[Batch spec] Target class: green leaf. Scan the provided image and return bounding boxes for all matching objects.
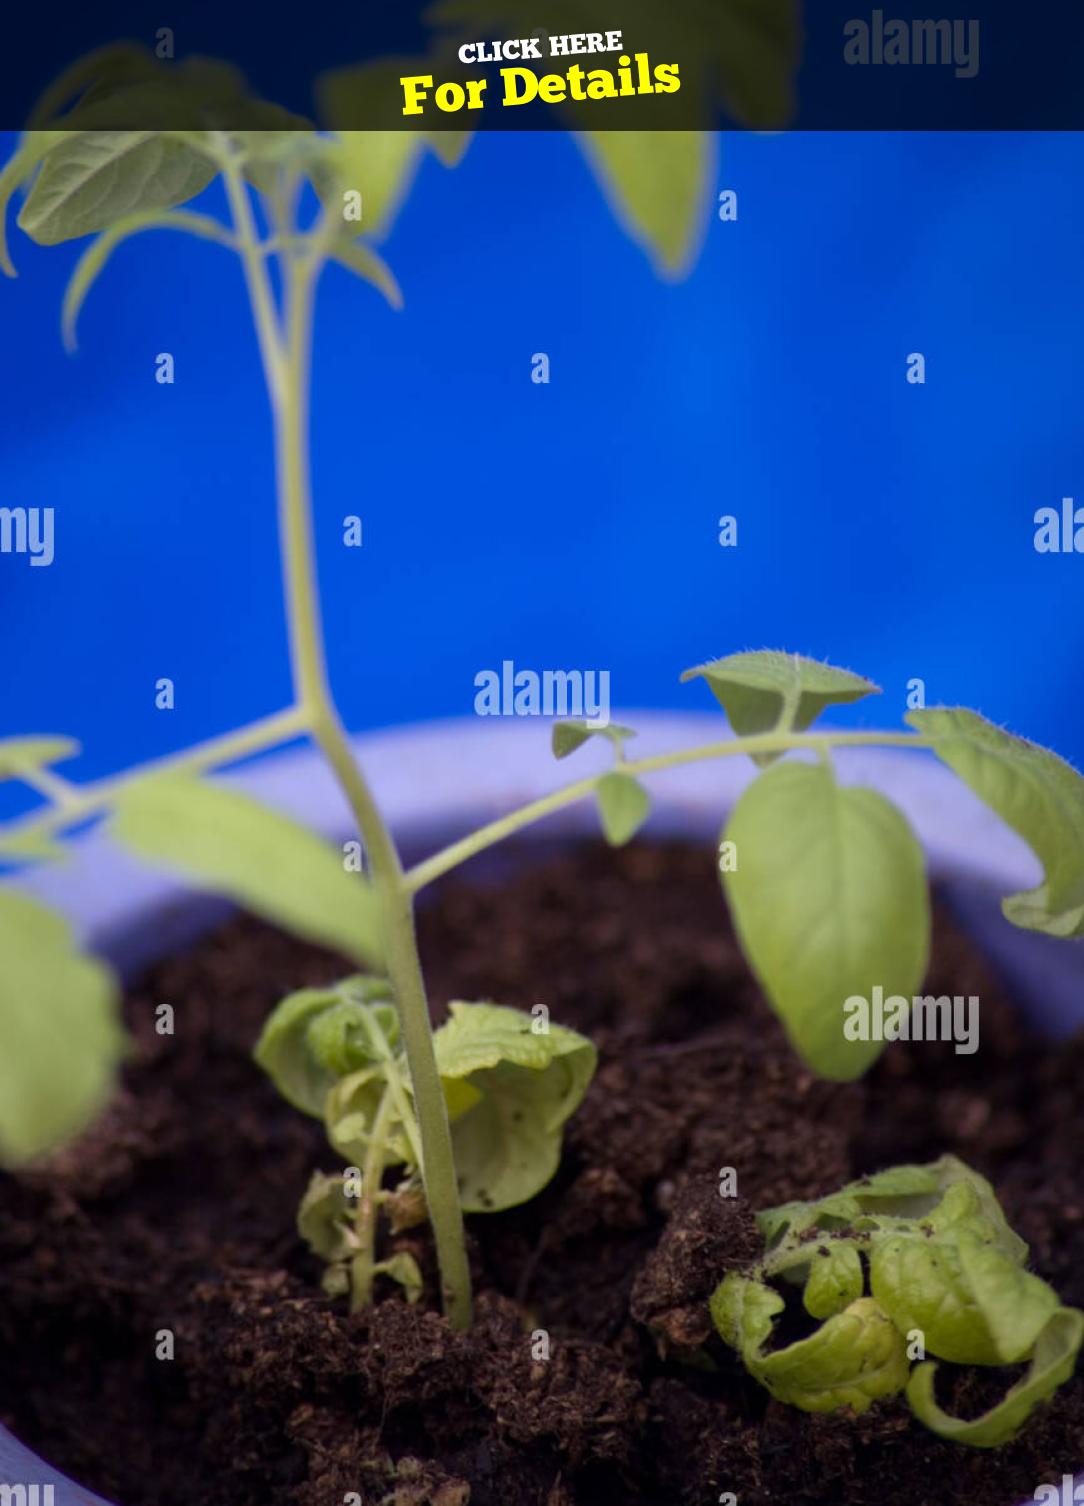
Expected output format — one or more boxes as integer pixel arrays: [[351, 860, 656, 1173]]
[[756, 1297, 910, 1413], [710, 1271, 784, 1354], [551, 720, 635, 760], [372, 1251, 424, 1303], [722, 759, 929, 1080], [327, 130, 425, 241], [18, 132, 217, 246], [0, 832, 68, 864], [111, 774, 384, 968], [328, 240, 403, 311], [297, 1170, 355, 1263], [433, 1001, 597, 1212], [804, 1245, 865, 1320], [907, 706, 1084, 938], [711, 1274, 909, 1414], [759, 1158, 1027, 1260], [682, 650, 879, 766], [325, 1066, 401, 1165], [61, 208, 234, 350], [595, 771, 651, 846], [428, 131, 472, 168], [870, 1229, 1059, 1366], [907, 1307, 1084, 1447], [575, 132, 714, 279], [254, 978, 394, 1117], [0, 890, 125, 1165], [0, 132, 67, 274], [0, 735, 80, 781], [23, 43, 162, 132]]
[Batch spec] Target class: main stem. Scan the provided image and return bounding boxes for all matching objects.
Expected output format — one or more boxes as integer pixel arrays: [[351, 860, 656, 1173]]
[[225, 159, 472, 1328]]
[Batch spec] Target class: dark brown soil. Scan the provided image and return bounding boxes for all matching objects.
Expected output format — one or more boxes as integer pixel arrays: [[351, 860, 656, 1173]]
[[1, 840, 1082, 1506]]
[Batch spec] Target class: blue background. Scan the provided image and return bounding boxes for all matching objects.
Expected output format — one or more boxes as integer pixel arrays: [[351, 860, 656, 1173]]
[[2, 130, 1082, 819]]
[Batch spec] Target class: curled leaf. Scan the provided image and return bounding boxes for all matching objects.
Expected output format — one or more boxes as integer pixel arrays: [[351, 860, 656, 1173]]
[[711, 1273, 909, 1414], [434, 1002, 596, 1212], [298, 1170, 356, 1263], [870, 1229, 1059, 1366], [372, 1251, 424, 1304], [804, 1245, 865, 1320], [908, 706, 1084, 938], [907, 1307, 1084, 1447], [254, 977, 394, 1117]]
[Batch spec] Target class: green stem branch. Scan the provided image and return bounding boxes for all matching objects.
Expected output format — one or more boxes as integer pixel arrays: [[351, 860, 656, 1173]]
[[405, 729, 933, 894], [0, 706, 307, 850]]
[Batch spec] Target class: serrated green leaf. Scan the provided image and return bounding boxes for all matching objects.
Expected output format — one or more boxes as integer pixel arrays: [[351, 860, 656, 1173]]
[[908, 706, 1084, 938], [551, 720, 635, 760], [0, 735, 80, 780], [595, 771, 651, 846], [722, 760, 929, 1080], [575, 131, 714, 278], [682, 651, 879, 766], [297, 1170, 355, 1263], [329, 240, 403, 310], [870, 1229, 1059, 1366], [907, 1307, 1084, 1447], [433, 1001, 596, 1212], [254, 978, 394, 1117], [0, 890, 125, 1165], [18, 132, 217, 246], [62, 208, 234, 350], [111, 774, 384, 968]]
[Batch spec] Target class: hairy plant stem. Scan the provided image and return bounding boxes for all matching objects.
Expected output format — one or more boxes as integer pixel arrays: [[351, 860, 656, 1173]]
[[350, 1089, 396, 1313], [227, 158, 473, 1329], [359, 1005, 425, 1170]]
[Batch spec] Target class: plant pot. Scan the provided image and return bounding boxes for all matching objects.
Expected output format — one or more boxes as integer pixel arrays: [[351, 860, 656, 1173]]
[[3, 712, 1082, 1506]]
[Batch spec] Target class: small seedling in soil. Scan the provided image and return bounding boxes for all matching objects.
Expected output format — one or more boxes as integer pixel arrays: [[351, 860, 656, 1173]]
[[254, 977, 594, 1310], [2, 50, 1084, 1390], [711, 1155, 1084, 1446]]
